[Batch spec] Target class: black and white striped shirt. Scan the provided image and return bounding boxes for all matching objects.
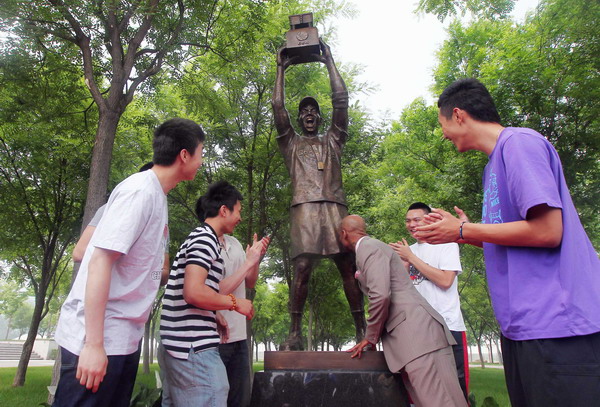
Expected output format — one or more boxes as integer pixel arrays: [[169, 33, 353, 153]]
[[160, 223, 224, 359]]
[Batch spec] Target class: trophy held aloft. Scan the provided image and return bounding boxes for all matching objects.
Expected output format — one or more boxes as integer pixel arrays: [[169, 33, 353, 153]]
[[285, 13, 321, 64]]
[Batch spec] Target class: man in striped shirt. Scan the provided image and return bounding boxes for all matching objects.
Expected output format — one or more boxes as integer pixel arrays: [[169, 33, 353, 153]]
[[159, 181, 268, 405]]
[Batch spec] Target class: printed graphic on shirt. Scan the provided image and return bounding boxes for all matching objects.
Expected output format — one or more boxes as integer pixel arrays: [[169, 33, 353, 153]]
[[483, 172, 503, 224], [409, 264, 428, 285]]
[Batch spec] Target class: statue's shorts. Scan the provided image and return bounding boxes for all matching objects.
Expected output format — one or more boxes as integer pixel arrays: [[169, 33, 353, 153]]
[[289, 201, 348, 259]]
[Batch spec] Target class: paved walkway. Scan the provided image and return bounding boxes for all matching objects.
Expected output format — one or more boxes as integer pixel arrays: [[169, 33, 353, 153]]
[[0, 360, 56, 368], [469, 364, 504, 369], [0, 360, 503, 369]]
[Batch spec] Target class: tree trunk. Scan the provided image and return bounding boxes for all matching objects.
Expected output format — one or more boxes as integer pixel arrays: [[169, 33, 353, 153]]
[[468, 343, 472, 363], [476, 340, 485, 369], [80, 110, 121, 234], [5, 316, 12, 340], [150, 317, 156, 364], [488, 339, 494, 363], [13, 290, 46, 386], [495, 338, 503, 364], [47, 349, 62, 405], [245, 287, 255, 385], [307, 303, 313, 351], [143, 318, 151, 374]]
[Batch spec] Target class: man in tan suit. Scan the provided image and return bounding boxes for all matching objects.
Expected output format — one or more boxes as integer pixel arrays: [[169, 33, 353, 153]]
[[341, 215, 466, 407]]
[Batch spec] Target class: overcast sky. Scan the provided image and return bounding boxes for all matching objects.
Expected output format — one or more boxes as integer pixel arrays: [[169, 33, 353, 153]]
[[329, 0, 540, 120]]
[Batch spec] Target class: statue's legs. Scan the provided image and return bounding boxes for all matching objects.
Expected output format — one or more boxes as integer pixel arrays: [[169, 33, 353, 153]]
[[332, 253, 366, 342], [280, 255, 316, 351]]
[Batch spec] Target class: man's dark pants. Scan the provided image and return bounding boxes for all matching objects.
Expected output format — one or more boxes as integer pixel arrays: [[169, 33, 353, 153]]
[[219, 339, 251, 407], [501, 331, 600, 407], [451, 330, 469, 401], [53, 346, 141, 407]]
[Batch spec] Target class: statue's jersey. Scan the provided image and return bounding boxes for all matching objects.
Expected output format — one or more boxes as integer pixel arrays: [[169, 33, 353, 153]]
[[277, 125, 347, 207]]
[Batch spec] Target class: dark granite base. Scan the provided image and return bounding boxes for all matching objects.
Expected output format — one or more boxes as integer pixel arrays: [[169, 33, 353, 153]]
[[250, 352, 410, 407]]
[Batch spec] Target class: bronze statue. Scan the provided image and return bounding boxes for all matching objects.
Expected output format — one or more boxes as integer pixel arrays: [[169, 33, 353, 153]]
[[272, 39, 366, 350]]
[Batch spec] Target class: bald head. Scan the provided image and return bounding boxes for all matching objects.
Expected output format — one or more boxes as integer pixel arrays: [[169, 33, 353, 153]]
[[341, 215, 366, 234], [339, 215, 367, 251]]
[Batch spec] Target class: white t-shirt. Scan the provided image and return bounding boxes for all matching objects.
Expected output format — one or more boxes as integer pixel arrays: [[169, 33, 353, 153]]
[[409, 242, 466, 331], [89, 203, 170, 253], [220, 235, 247, 343], [55, 170, 168, 355]]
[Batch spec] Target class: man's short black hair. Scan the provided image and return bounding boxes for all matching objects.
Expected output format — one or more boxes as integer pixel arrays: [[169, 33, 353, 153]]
[[407, 202, 431, 214], [139, 162, 154, 172], [438, 78, 501, 124], [195, 181, 243, 222], [153, 118, 205, 166]]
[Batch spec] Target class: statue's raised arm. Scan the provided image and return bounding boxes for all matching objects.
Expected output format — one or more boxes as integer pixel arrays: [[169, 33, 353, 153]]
[[314, 39, 349, 137], [272, 47, 296, 138]]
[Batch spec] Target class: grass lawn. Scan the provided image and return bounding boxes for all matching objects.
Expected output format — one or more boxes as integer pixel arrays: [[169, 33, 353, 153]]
[[0, 363, 509, 406], [469, 367, 510, 407]]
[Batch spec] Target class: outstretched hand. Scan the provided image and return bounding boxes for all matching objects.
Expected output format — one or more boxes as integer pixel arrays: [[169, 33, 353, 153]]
[[414, 207, 467, 244], [347, 338, 374, 359], [246, 234, 270, 263], [389, 239, 412, 270], [389, 238, 413, 262]]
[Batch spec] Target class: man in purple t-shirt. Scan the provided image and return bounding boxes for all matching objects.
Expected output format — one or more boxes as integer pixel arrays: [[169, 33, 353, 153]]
[[416, 78, 600, 407]]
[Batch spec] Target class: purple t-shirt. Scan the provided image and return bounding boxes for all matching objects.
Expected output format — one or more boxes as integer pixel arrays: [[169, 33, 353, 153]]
[[482, 127, 600, 340]]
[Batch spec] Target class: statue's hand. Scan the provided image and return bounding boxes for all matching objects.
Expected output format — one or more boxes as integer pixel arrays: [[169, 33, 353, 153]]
[[277, 46, 297, 69], [312, 39, 333, 64]]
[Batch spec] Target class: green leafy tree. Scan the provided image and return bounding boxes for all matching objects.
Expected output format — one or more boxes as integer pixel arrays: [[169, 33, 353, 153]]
[[306, 263, 355, 351], [0, 0, 270, 233], [12, 302, 34, 340], [37, 274, 71, 339], [252, 282, 290, 354], [461, 270, 498, 368], [417, 0, 516, 21], [0, 280, 29, 339], [0, 44, 90, 386]]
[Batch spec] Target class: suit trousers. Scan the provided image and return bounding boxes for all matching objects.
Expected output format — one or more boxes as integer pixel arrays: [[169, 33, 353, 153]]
[[401, 345, 467, 407]]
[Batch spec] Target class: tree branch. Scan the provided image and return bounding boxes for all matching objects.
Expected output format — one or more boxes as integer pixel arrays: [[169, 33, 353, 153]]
[[47, 0, 105, 108]]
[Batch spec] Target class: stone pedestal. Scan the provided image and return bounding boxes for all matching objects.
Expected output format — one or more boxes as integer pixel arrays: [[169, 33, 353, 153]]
[[250, 351, 410, 407]]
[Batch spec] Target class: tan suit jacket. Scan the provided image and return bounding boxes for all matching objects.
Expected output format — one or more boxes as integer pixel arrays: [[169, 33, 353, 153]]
[[355, 236, 456, 373]]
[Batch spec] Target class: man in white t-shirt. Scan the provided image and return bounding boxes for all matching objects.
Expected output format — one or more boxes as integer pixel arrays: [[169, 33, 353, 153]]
[[390, 202, 469, 402], [71, 163, 171, 285], [53, 118, 205, 407], [217, 231, 268, 407]]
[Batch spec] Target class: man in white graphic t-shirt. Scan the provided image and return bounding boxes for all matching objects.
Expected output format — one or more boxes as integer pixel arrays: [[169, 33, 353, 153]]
[[390, 202, 469, 402]]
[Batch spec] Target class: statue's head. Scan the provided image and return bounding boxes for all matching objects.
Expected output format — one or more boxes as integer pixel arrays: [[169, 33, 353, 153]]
[[297, 96, 322, 136]]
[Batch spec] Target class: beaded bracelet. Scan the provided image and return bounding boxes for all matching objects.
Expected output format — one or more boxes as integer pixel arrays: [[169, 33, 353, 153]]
[[228, 293, 237, 311]]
